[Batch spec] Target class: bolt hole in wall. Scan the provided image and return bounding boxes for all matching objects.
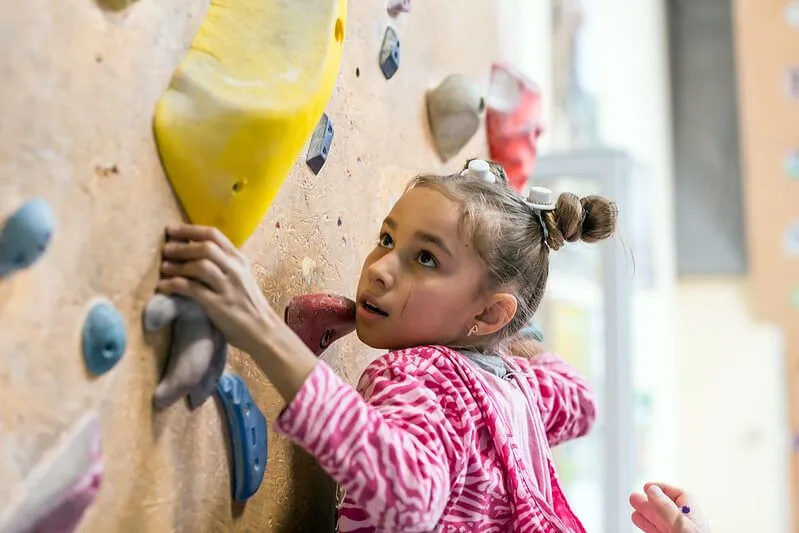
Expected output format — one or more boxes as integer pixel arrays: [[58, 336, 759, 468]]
[[335, 18, 344, 43]]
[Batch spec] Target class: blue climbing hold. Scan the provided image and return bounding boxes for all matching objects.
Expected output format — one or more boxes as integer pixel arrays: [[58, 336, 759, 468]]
[[0, 198, 55, 278], [306, 113, 334, 175], [82, 301, 127, 375], [216, 372, 268, 501], [379, 26, 400, 80]]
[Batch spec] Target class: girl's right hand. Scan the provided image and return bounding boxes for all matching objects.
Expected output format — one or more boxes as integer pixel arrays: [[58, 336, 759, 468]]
[[629, 483, 711, 533]]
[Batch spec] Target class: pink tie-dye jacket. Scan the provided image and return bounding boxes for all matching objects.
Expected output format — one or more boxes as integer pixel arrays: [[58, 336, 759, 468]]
[[274, 345, 595, 532]]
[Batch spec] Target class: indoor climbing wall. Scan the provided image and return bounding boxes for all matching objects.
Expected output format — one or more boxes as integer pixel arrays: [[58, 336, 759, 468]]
[[0, 0, 501, 531]]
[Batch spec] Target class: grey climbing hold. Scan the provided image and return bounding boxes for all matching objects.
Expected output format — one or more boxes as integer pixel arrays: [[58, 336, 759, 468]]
[[144, 293, 228, 410], [426, 74, 485, 162], [187, 325, 228, 409], [143, 293, 193, 332], [306, 113, 334, 175], [0, 198, 55, 278], [379, 26, 400, 80], [83, 300, 127, 376]]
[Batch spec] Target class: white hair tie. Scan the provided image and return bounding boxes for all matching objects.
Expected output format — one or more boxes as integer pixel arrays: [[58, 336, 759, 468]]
[[526, 186, 555, 245]]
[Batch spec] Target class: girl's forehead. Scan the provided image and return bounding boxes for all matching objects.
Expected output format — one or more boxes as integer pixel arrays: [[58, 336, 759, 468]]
[[391, 188, 459, 224], [389, 188, 475, 248]]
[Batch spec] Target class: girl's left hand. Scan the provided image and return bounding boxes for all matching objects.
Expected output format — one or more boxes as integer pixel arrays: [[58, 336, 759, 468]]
[[629, 483, 711, 533], [157, 224, 278, 355]]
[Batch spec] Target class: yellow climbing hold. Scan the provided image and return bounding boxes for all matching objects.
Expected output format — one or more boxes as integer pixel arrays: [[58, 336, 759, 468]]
[[154, 0, 347, 246]]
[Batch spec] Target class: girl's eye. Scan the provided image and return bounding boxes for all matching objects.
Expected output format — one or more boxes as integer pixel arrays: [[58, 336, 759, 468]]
[[417, 250, 438, 268], [378, 233, 394, 249]]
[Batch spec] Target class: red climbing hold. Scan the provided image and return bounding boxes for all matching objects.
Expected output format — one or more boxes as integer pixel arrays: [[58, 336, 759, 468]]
[[284, 293, 356, 356], [485, 63, 544, 193]]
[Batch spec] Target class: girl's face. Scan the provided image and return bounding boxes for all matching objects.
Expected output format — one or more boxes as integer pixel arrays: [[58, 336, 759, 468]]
[[355, 187, 494, 350]]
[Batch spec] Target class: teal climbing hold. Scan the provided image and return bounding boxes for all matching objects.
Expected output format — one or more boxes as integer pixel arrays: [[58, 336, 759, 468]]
[[82, 301, 127, 375], [0, 198, 55, 278]]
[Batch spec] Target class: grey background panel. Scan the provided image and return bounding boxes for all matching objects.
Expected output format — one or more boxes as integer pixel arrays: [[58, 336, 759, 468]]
[[668, 0, 747, 275]]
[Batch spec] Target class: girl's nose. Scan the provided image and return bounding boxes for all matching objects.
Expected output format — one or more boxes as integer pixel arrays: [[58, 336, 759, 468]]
[[367, 253, 397, 289]]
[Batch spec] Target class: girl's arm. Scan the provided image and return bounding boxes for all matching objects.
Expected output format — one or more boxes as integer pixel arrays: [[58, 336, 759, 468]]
[[514, 352, 597, 446], [271, 350, 471, 532], [154, 226, 469, 529]]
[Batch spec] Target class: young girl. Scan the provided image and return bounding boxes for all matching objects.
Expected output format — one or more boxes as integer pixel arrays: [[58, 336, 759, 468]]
[[156, 160, 617, 532]]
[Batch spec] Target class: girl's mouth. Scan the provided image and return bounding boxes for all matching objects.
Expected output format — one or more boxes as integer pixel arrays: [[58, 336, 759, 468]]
[[361, 300, 389, 317]]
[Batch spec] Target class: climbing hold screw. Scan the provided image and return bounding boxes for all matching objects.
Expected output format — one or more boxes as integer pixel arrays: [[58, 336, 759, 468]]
[[83, 300, 127, 375], [0, 198, 55, 278], [379, 26, 400, 80], [306, 113, 335, 175]]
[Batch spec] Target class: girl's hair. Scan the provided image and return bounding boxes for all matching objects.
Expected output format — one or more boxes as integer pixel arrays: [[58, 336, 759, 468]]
[[406, 159, 618, 349]]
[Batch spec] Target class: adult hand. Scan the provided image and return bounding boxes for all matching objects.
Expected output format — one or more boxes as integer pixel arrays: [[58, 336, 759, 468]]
[[629, 483, 711, 533], [157, 224, 277, 355]]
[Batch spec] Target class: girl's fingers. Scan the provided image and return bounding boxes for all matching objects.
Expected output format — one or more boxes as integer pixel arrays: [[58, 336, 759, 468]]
[[645, 485, 695, 532], [647, 483, 708, 532], [163, 240, 236, 273], [157, 276, 218, 310], [631, 510, 660, 533], [166, 224, 239, 256], [631, 491, 671, 532], [645, 483, 688, 505], [161, 259, 226, 293]]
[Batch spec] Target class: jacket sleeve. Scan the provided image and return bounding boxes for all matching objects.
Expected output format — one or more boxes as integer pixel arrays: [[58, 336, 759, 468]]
[[273, 349, 472, 532], [515, 352, 597, 447]]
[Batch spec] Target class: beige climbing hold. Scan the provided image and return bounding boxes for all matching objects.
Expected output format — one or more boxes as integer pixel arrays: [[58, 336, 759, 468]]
[[426, 74, 485, 162]]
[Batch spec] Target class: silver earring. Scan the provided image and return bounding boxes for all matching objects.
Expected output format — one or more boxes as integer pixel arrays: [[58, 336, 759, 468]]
[[467, 325, 479, 337]]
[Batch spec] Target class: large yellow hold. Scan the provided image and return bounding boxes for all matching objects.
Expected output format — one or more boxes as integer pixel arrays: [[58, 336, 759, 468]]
[[154, 0, 347, 246]]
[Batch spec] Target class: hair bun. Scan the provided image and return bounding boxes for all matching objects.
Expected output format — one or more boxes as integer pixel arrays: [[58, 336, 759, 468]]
[[543, 193, 617, 251]]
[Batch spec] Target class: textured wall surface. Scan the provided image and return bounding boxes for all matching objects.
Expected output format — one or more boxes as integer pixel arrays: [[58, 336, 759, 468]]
[[0, 0, 499, 531], [734, 1, 799, 530]]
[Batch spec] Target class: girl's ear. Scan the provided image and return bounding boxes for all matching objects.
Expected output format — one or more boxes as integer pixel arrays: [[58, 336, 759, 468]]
[[474, 293, 517, 336]]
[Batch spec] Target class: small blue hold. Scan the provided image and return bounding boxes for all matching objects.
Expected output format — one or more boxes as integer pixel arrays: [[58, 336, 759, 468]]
[[306, 113, 335, 175], [216, 372, 268, 501], [0, 198, 55, 278], [82, 300, 127, 375], [379, 26, 400, 80]]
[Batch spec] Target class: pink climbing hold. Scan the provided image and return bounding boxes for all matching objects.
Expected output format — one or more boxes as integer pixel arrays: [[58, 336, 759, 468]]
[[34, 460, 103, 533], [485, 63, 544, 193], [387, 0, 411, 16], [31, 417, 103, 533], [0, 414, 103, 533]]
